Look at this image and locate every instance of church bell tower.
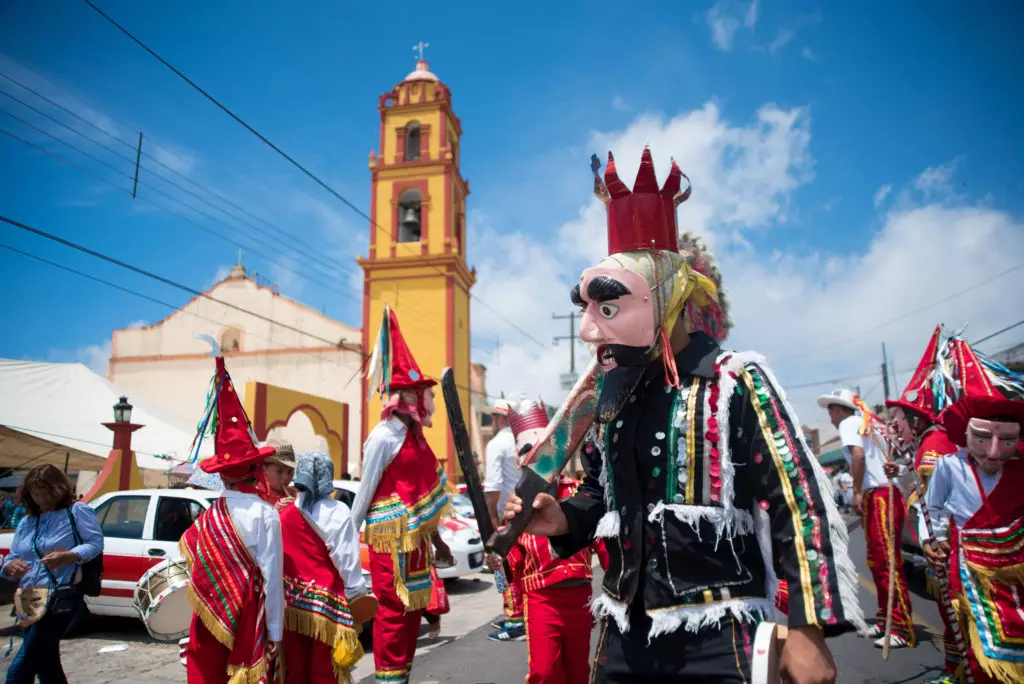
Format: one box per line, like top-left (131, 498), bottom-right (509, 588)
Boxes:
top-left (358, 46), bottom-right (475, 480)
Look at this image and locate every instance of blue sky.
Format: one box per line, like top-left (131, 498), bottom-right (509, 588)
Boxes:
top-left (2, 0), bottom-right (1023, 426)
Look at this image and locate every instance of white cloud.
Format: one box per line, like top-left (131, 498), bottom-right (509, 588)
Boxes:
top-left (611, 96), bottom-right (630, 113)
top-left (469, 103), bottom-right (1024, 443)
top-left (706, 0), bottom-right (759, 51)
top-left (802, 47), bottom-right (818, 61)
top-left (46, 340), bottom-right (112, 377)
top-left (768, 28), bottom-right (795, 54)
top-left (914, 158), bottom-right (963, 201)
top-left (873, 184), bottom-right (892, 207)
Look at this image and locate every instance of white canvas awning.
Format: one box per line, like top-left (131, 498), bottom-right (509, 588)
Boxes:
top-left (0, 359), bottom-right (213, 472)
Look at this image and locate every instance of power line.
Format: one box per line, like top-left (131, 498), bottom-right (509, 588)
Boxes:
top-left (81, 0), bottom-right (548, 350)
top-left (0, 102), bottom-right (349, 289)
top-left (975, 319), bottom-right (1024, 346)
top-left (773, 262), bottom-right (1024, 365)
top-left (0, 215), bottom-right (504, 401)
top-left (0, 73), bottom-right (356, 280)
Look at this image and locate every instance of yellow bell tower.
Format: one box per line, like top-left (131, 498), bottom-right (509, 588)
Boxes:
top-left (358, 47), bottom-right (475, 480)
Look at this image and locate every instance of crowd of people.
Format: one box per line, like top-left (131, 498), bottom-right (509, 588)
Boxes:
top-left (2, 148), bottom-right (1023, 684)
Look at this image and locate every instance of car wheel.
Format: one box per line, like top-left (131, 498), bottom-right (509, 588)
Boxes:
top-left (63, 601), bottom-right (91, 638)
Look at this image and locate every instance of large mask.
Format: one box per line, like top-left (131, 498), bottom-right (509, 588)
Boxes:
top-left (575, 149), bottom-right (717, 423)
top-left (966, 417), bottom-right (1021, 470)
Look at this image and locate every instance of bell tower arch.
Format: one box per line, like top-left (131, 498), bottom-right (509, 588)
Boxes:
top-left (357, 47), bottom-right (475, 479)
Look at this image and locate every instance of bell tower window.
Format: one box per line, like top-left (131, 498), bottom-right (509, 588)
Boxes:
top-left (404, 123), bottom-right (421, 161)
top-left (220, 327), bottom-right (242, 353)
top-left (398, 189), bottom-right (422, 243)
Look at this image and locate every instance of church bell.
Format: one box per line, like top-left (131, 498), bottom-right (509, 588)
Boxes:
top-left (401, 207), bottom-right (420, 231)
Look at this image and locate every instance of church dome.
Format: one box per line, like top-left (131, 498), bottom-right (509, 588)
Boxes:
top-left (404, 60), bottom-right (439, 83)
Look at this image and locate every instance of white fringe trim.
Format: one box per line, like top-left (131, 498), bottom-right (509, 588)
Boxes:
top-left (753, 361), bottom-right (869, 635)
top-left (647, 598), bottom-right (774, 642)
top-left (716, 351), bottom-right (768, 518)
top-left (647, 502), bottom-right (753, 546)
top-left (591, 592), bottom-right (630, 635)
top-left (595, 510), bottom-right (621, 539)
top-left (753, 505), bottom-right (783, 622)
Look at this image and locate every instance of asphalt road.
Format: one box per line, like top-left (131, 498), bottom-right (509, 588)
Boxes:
top-left (358, 516), bottom-right (952, 684)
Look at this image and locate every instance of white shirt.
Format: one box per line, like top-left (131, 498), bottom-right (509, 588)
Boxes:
top-left (920, 450), bottom-right (1001, 542)
top-left (220, 490), bottom-right (284, 642)
top-left (351, 417), bottom-right (408, 530)
top-left (294, 493), bottom-right (368, 599)
top-left (838, 415), bottom-right (891, 491)
top-left (483, 427), bottom-right (518, 514)
top-left (837, 472), bottom-right (853, 490)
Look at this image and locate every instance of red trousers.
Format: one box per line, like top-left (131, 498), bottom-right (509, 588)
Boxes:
top-left (185, 615), bottom-right (230, 684)
top-left (282, 629), bottom-right (335, 684)
top-left (862, 486), bottom-right (916, 643)
top-left (524, 584), bottom-right (593, 684)
top-left (370, 548), bottom-right (421, 682)
top-left (504, 573), bottom-right (525, 627)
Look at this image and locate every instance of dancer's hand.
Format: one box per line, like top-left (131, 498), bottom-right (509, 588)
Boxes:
top-left (923, 540), bottom-right (950, 568)
top-left (275, 497), bottom-right (295, 511)
top-left (780, 625), bottom-right (837, 684)
top-left (853, 492), bottom-right (864, 515)
top-left (432, 535), bottom-right (455, 567)
top-left (503, 493), bottom-right (569, 537)
top-left (882, 462), bottom-right (900, 479)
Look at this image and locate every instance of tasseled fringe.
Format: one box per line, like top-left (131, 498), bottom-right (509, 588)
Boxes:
top-left (595, 510), bottom-right (621, 539)
top-left (365, 503), bottom-right (451, 555)
top-left (283, 607), bottom-right (361, 665)
top-left (964, 561), bottom-right (1024, 587)
top-left (753, 361), bottom-right (869, 635)
top-left (646, 599), bottom-right (774, 642)
top-left (184, 586), bottom-right (236, 650)
top-left (647, 502), bottom-right (753, 546)
top-left (394, 579), bottom-right (432, 612)
top-left (332, 631), bottom-right (364, 671)
top-left (962, 606), bottom-right (1024, 684)
top-left (226, 660), bottom-right (268, 684)
top-left (590, 592), bottom-right (630, 635)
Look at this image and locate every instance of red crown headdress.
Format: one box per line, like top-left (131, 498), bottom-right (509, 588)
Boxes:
top-left (507, 400), bottom-right (549, 441)
top-left (886, 325), bottom-right (942, 421)
top-left (592, 147), bottom-right (691, 255)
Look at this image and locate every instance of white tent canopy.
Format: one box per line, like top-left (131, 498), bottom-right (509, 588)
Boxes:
top-left (0, 359), bottom-right (213, 472)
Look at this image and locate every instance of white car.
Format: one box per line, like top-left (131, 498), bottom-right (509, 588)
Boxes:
top-left (332, 480), bottom-right (485, 580)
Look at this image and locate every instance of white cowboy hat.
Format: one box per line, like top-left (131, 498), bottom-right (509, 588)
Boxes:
top-left (816, 389), bottom-right (859, 412)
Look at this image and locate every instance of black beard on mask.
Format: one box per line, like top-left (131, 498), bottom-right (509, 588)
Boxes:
top-left (595, 344), bottom-right (654, 424)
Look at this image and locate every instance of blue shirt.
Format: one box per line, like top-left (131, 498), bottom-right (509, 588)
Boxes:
top-left (2, 503), bottom-right (103, 589)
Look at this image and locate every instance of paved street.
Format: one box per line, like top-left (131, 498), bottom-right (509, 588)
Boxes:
top-left (0, 518), bottom-right (955, 683)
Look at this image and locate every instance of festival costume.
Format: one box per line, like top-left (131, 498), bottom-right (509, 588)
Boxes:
top-left (180, 356), bottom-right (283, 684)
top-left (280, 452), bottom-right (371, 684)
top-left (924, 395), bottom-right (1024, 684)
top-left (544, 150), bottom-right (863, 683)
top-left (351, 307), bottom-right (451, 684)
top-left (503, 401), bottom-right (609, 682)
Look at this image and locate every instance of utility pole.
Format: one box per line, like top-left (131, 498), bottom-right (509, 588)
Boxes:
top-left (552, 312), bottom-right (578, 374)
top-left (881, 342), bottom-right (892, 401)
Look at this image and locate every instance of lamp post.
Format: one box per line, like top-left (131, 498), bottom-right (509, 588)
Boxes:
top-left (103, 396), bottom-right (143, 491)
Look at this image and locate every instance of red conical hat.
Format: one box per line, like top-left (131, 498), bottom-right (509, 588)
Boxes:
top-left (886, 325), bottom-right (942, 421)
top-left (200, 356), bottom-right (276, 476)
top-left (949, 338), bottom-right (998, 400)
top-left (367, 305), bottom-right (435, 395)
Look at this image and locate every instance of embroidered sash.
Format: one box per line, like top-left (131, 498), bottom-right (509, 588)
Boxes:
top-left (280, 505), bottom-right (361, 683)
top-left (180, 497), bottom-right (269, 684)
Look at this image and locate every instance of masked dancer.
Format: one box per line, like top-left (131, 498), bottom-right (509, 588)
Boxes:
top-left (351, 306), bottom-right (454, 684)
top-left (280, 450), bottom-right (377, 684)
top-left (180, 356), bottom-right (284, 684)
top-left (506, 149), bottom-right (863, 683)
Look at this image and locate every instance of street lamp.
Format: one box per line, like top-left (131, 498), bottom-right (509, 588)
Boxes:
top-left (113, 396), bottom-right (133, 424)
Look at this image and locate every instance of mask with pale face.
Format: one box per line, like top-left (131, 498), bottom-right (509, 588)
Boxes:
top-left (966, 417), bottom-right (1021, 471)
top-left (575, 149), bottom-right (718, 423)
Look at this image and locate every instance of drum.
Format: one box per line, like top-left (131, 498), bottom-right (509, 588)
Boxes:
top-left (750, 622), bottom-right (787, 684)
top-left (133, 558), bottom-right (192, 641)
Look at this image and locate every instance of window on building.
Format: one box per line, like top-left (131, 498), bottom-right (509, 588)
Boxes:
top-left (93, 495), bottom-right (150, 540)
top-left (405, 123), bottom-right (421, 162)
top-left (221, 327), bottom-right (242, 353)
top-left (398, 189), bottom-right (422, 243)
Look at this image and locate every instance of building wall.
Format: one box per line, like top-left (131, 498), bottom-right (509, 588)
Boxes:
top-left (108, 274), bottom-right (365, 468)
